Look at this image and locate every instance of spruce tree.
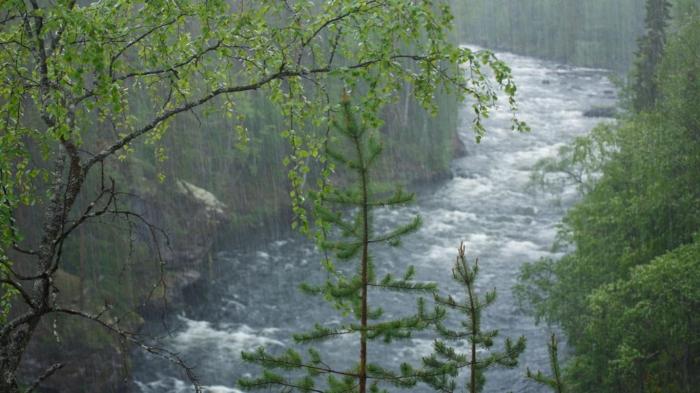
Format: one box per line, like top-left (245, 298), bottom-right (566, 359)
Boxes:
top-left (420, 243), bottom-right (526, 393)
top-left (632, 0), bottom-right (671, 112)
top-left (526, 334), bottom-right (565, 393)
top-left (239, 96), bottom-right (442, 393)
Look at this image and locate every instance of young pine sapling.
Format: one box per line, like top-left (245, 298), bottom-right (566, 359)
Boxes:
top-left (240, 97), bottom-right (443, 393)
top-left (526, 333), bottom-right (565, 393)
top-left (421, 242), bottom-right (526, 393)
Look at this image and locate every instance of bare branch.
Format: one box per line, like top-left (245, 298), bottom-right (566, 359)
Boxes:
top-left (0, 277), bottom-right (35, 309)
top-left (51, 307), bottom-right (203, 393)
top-left (114, 41), bottom-right (221, 82)
top-left (109, 17), bottom-right (183, 77)
top-left (0, 310), bottom-right (37, 340)
top-left (25, 363), bottom-right (63, 393)
top-left (301, 0), bottom-right (382, 48)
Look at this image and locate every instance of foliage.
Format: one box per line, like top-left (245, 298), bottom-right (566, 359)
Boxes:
top-left (240, 98), bottom-right (442, 393)
top-left (569, 237), bottom-right (700, 392)
top-left (631, 0), bottom-right (672, 111)
top-left (516, 13), bottom-right (700, 393)
top-left (526, 334), bottom-right (565, 393)
top-left (0, 1), bottom-right (527, 391)
top-left (421, 243), bottom-right (525, 393)
top-left (527, 123), bottom-right (616, 198)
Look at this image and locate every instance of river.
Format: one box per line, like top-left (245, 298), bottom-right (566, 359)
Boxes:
top-left (133, 49), bottom-right (617, 393)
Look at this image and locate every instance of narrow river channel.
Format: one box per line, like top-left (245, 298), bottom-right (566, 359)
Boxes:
top-left (134, 49), bottom-right (617, 393)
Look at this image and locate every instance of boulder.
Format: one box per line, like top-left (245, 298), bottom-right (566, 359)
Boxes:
top-left (583, 106), bottom-right (617, 118)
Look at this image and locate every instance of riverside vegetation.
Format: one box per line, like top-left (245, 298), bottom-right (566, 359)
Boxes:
top-left (516, 2), bottom-right (700, 392)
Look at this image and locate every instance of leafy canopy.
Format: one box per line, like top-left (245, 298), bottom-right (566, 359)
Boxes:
top-left (0, 0), bottom-right (528, 323)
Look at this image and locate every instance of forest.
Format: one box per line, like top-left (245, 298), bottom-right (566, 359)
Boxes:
top-left (0, 0), bottom-right (698, 392)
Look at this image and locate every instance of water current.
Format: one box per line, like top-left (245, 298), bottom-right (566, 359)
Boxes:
top-left (134, 49), bottom-right (617, 393)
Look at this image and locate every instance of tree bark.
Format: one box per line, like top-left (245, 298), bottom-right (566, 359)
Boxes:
top-left (0, 150), bottom-right (85, 391)
top-left (0, 316), bottom-right (40, 393)
top-left (357, 134), bottom-right (369, 393)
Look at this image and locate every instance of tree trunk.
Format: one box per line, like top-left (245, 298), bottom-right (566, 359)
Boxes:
top-left (0, 152), bottom-right (84, 390)
top-left (0, 317), bottom-right (40, 393)
top-left (358, 135), bottom-right (369, 393)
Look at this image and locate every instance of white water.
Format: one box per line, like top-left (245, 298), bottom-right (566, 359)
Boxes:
top-left (134, 50), bottom-right (616, 393)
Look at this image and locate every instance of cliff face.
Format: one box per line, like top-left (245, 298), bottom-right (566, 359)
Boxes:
top-left (148, 179), bottom-right (231, 310)
top-left (21, 179), bottom-right (231, 393)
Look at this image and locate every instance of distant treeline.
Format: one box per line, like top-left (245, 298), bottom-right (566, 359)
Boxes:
top-left (452, 0), bottom-right (700, 71)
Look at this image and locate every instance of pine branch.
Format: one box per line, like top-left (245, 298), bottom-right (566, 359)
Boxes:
top-left (526, 333), bottom-right (565, 393)
top-left (321, 189), bottom-right (364, 205)
top-left (368, 187), bottom-right (415, 206)
top-left (241, 348), bottom-right (358, 378)
top-left (364, 135), bottom-right (383, 169)
top-left (293, 324), bottom-right (357, 343)
top-left (368, 216), bottom-right (422, 246)
top-left (372, 270), bottom-right (437, 293)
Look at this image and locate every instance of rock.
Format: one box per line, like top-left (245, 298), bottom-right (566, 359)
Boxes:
top-left (583, 106), bottom-right (617, 118)
top-left (23, 181), bottom-right (231, 393)
top-left (176, 179), bottom-right (228, 219)
top-left (131, 179), bottom-right (231, 310)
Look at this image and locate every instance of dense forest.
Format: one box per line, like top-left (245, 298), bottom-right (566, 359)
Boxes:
top-left (0, 0), bottom-right (698, 392)
top-left (516, 3), bottom-right (700, 391)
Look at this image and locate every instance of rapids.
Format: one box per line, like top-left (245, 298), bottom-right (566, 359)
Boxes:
top-left (134, 49), bottom-right (617, 393)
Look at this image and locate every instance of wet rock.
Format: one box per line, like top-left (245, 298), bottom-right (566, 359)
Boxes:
top-left (583, 106), bottom-right (617, 118)
top-left (160, 180), bottom-right (229, 297)
top-left (176, 180), bottom-right (227, 219)
top-left (125, 178), bottom-right (231, 311)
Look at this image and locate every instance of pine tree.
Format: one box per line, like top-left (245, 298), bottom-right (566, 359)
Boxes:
top-left (420, 242), bottom-right (526, 393)
top-left (526, 334), bottom-right (565, 393)
top-left (239, 96), bottom-right (443, 393)
top-left (632, 0), bottom-right (672, 112)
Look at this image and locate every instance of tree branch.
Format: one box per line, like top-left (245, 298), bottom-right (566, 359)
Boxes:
top-left (108, 17), bottom-right (183, 77)
top-left (51, 306), bottom-right (203, 393)
top-left (25, 363), bottom-right (63, 393)
top-left (0, 277), bottom-right (35, 309)
top-left (83, 53), bottom-right (430, 171)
